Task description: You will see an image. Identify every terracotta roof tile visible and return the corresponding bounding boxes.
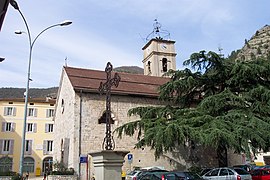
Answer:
[64,66,169,97]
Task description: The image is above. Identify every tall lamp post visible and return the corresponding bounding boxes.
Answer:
[9,0,72,176]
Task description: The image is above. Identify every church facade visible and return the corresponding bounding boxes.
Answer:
[53,37,243,179]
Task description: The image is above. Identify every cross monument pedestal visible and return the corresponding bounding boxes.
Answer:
[89,150,129,180]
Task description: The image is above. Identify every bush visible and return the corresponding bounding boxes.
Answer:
[11,173,22,180]
[188,166,202,174]
[52,161,75,175]
[0,171,17,176]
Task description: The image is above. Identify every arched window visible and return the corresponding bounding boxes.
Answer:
[0,156,12,172]
[162,58,168,72]
[98,111,116,124]
[23,157,35,173]
[43,157,53,174]
[147,61,151,74]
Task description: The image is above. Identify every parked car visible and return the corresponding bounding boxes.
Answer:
[202,167,252,180]
[233,164,253,172]
[138,170,183,180]
[126,170,143,180]
[250,168,270,180]
[137,169,168,179]
[174,171,203,180]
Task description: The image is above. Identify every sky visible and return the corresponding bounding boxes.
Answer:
[0,0,269,88]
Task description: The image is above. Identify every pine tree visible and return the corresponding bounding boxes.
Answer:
[115,51,270,167]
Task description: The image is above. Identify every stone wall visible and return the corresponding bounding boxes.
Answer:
[53,69,76,169]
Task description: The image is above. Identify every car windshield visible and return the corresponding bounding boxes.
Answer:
[187,172,202,179]
[234,168,250,175]
[128,171,139,176]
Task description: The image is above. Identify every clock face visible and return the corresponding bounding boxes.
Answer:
[160,43,167,50]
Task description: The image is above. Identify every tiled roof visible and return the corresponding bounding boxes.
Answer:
[64,66,170,97]
[0,97,56,103]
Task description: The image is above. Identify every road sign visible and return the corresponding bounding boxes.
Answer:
[127,154,133,163]
[80,155,88,163]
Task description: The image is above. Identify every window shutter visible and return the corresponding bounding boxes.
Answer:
[12,123,16,132]
[1,122,5,132]
[34,108,38,117]
[33,123,37,133]
[4,107,7,116]
[43,140,47,155]
[0,140,3,154]
[46,109,49,118]
[13,107,16,116]
[27,140,33,155]
[9,140,14,154]
[45,124,48,133]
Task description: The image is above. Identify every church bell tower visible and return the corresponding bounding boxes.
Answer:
[142,20,177,77]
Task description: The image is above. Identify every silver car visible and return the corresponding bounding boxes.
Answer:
[126,170,142,180]
[202,167,252,180]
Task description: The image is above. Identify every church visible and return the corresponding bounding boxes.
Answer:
[53,22,243,179]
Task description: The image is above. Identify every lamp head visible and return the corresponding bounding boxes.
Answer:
[0,57,5,62]
[9,0,19,10]
[15,30,23,34]
[60,20,72,26]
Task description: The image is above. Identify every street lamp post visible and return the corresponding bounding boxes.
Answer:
[9,0,72,176]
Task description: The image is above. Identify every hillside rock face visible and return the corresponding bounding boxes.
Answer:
[0,87,58,99]
[236,25,270,61]
[113,66,144,74]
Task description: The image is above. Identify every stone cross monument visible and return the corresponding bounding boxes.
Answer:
[98,62,121,150]
[90,62,129,180]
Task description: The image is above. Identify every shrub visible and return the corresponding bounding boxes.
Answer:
[52,161,75,175]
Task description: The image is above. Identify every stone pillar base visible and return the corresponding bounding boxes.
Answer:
[89,150,129,180]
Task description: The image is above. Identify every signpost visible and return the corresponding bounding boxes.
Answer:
[127,154,133,171]
[80,155,88,180]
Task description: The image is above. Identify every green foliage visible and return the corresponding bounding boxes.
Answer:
[188,166,202,174]
[0,172,23,180]
[52,161,75,175]
[115,51,270,163]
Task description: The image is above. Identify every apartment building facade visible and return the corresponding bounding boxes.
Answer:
[0,97,55,176]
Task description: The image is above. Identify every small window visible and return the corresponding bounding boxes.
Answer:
[6,123,12,131]
[61,99,64,114]
[3,140,10,152]
[4,107,16,116]
[45,124,53,133]
[162,58,168,72]
[47,141,53,152]
[0,139,14,155]
[29,103,34,105]
[25,140,32,155]
[26,123,36,133]
[46,109,54,118]
[27,108,37,117]
[27,123,33,132]
[8,102,13,104]
[147,61,151,74]
[43,140,53,155]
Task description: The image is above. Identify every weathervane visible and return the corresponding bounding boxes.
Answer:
[145,19,171,41]
[98,62,121,150]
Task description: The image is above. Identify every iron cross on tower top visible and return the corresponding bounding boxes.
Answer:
[98,62,121,150]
